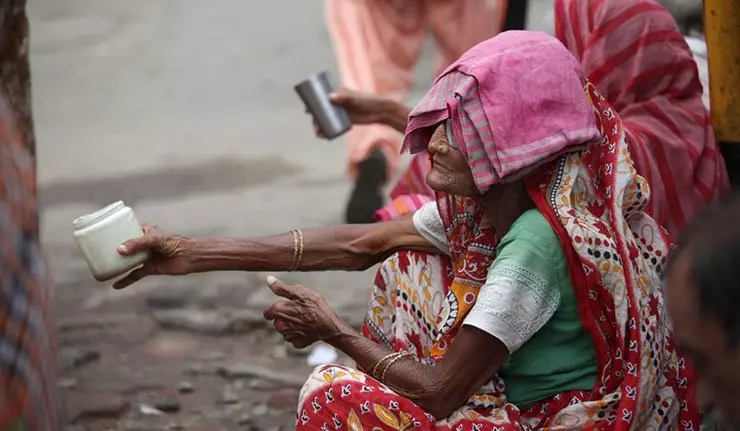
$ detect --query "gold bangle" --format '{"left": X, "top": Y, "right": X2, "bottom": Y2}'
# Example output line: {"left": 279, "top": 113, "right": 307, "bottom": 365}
{"left": 294, "top": 228, "right": 304, "bottom": 271}
{"left": 380, "top": 352, "right": 411, "bottom": 382}
{"left": 370, "top": 351, "right": 402, "bottom": 379}
{"left": 290, "top": 229, "right": 300, "bottom": 271}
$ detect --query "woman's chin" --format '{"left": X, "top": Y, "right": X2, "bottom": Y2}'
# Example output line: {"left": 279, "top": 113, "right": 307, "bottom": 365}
{"left": 425, "top": 171, "right": 449, "bottom": 193}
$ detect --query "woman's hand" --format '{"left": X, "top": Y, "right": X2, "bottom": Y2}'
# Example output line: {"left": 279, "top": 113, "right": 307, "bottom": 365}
{"left": 114, "top": 224, "right": 196, "bottom": 290}
{"left": 311, "top": 89, "right": 402, "bottom": 138}
{"left": 263, "top": 276, "right": 352, "bottom": 349}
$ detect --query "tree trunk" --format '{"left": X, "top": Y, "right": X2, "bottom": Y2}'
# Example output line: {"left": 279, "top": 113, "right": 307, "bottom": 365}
{"left": 0, "top": 0, "right": 34, "bottom": 158}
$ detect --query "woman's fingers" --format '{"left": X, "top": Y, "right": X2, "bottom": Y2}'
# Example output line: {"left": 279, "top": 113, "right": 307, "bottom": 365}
{"left": 264, "top": 304, "right": 306, "bottom": 326}
{"left": 266, "top": 276, "right": 300, "bottom": 300}
{"left": 263, "top": 299, "right": 291, "bottom": 321}
{"left": 328, "top": 92, "right": 346, "bottom": 105}
{"left": 313, "top": 121, "right": 326, "bottom": 139}
{"left": 112, "top": 266, "right": 150, "bottom": 290}
{"left": 287, "top": 336, "right": 313, "bottom": 349}
{"left": 118, "top": 234, "right": 161, "bottom": 256}
{"left": 271, "top": 317, "right": 313, "bottom": 348}
{"left": 274, "top": 318, "right": 293, "bottom": 333}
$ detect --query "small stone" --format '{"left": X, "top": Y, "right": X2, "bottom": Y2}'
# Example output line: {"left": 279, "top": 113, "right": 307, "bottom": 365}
{"left": 252, "top": 404, "right": 269, "bottom": 417}
{"left": 237, "top": 414, "right": 252, "bottom": 426}
{"left": 198, "top": 351, "right": 227, "bottom": 362}
{"left": 153, "top": 309, "right": 227, "bottom": 334}
{"left": 266, "top": 388, "right": 299, "bottom": 411}
{"left": 61, "top": 347, "right": 100, "bottom": 371}
{"left": 217, "top": 364, "right": 306, "bottom": 387}
{"left": 145, "top": 333, "right": 198, "bottom": 359}
{"left": 124, "top": 423, "right": 170, "bottom": 431}
{"left": 218, "top": 385, "right": 240, "bottom": 405}
{"left": 167, "top": 423, "right": 185, "bottom": 431}
{"left": 145, "top": 290, "right": 189, "bottom": 310}
{"left": 59, "top": 377, "right": 78, "bottom": 389}
{"left": 67, "top": 393, "right": 130, "bottom": 423}
{"left": 224, "top": 403, "right": 244, "bottom": 415}
{"left": 153, "top": 397, "right": 181, "bottom": 413}
{"left": 184, "top": 364, "right": 214, "bottom": 375}
{"left": 270, "top": 344, "right": 288, "bottom": 359}
{"left": 177, "top": 381, "right": 194, "bottom": 393}
{"left": 139, "top": 404, "right": 165, "bottom": 416}
{"left": 152, "top": 309, "right": 265, "bottom": 335}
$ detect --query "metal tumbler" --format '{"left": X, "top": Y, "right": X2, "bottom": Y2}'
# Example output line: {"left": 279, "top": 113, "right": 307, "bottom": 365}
{"left": 295, "top": 71, "right": 351, "bottom": 140}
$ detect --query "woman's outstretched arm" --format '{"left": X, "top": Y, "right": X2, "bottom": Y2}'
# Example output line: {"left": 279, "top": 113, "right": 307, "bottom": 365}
{"left": 187, "top": 216, "right": 433, "bottom": 272}
{"left": 113, "top": 215, "right": 440, "bottom": 289}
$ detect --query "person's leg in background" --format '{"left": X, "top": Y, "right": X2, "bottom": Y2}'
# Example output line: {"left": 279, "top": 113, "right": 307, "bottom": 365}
{"left": 324, "top": 0, "right": 427, "bottom": 223}
{"left": 502, "top": 0, "right": 529, "bottom": 31}
{"left": 377, "top": 0, "right": 507, "bottom": 222}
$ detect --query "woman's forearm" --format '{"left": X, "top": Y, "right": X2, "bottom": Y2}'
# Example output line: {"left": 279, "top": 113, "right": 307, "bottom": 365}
{"left": 187, "top": 225, "right": 379, "bottom": 273}
{"left": 327, "top": 327, "right": 444, "bottom": 416}
{"left": 327, "top": 325, "right": 509, "bottom": 420}
{"left": 186, "top": 216, "right": 435, "bottom": 273}
{"left": 381, "top": 100, "right": 411, "bottom": 133}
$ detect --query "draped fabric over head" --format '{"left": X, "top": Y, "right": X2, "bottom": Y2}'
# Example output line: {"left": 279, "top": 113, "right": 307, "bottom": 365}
{"left": 402, "top": 31, "right": 700, "bottom": 428}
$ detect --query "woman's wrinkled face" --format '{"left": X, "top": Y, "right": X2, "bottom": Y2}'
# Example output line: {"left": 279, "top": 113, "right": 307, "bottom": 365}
{"left": 425, "top": 122, "right": 478, "bottom": 197}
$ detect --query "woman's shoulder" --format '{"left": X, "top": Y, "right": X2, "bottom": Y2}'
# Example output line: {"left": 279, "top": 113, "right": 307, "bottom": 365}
{"left": 505, "top": 209, "right": 558, "bottom": 242}
{"left": 496, "top": 209, "right": 564, "bottom": 263}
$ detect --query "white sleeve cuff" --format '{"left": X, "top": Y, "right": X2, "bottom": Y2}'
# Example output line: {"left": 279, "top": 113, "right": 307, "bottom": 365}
{"left": 412, "top": 201, "right": 449, "bottom": 255}
{"left": 462, "top": 261, "right": 560, "bottom": 353}
{"left": 464, "top": 305, "right": 521, "bottom": 353}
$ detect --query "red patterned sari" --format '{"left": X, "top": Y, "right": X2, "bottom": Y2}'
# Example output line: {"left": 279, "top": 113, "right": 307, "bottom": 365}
{"left": 296, "top": 32, "right": 699, "bottom": 430}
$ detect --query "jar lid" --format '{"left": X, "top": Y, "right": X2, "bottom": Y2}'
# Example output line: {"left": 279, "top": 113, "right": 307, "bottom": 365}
{"left": 73, "top": 201, "right": 125, "bottom": 230}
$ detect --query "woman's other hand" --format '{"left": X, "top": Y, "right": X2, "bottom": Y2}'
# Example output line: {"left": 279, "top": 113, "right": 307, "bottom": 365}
{"left": 263, "top": 276, "right": 351, "bottom": 349}
{"left": 113, "top": 224, "right": 195, "bottom": 290}
{"left": 311, "top": 89, "right": 396, "bottom": 138}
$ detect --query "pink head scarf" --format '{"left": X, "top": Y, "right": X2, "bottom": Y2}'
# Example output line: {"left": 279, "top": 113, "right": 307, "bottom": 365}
{"left": 402, "top": 31, "right": 601, "bottom": 191}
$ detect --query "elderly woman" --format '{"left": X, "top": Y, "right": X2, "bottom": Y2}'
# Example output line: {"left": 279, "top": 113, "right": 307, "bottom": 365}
{"left": 116, "top": 32, "right": 699, "bottom": 428}
{"left": 329, "top": 0, "right": 728, "bottom": 234}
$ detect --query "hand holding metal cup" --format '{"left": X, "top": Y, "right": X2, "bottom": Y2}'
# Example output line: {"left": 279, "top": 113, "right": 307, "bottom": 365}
{"left": 295, "top": 71, "right": 351, "bottom": 140}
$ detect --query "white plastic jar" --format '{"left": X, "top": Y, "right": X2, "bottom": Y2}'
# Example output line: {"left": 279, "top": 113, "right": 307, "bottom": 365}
{"left": 73, "top": 201, "right": 150, "bottom": 281}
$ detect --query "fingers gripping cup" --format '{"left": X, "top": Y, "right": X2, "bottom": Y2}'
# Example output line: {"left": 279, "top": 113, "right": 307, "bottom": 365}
{"left": 73, "top": 201, "right": 150, "bottom": 281}
{"left": 295, "top": 71, "right": 351, "bottom": 140}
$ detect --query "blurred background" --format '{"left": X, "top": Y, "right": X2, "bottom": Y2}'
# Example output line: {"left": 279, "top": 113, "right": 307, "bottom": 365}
{"left": 30, "top": 1, "right": 551, "bottom": 429}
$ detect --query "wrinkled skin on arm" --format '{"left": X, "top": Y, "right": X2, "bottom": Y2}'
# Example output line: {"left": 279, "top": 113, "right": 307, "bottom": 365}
{"left": 114, "top": 215, "right": 440, "bottom": 289}
{"left": 264, "top": 277, "right": 509, "bottom": 420}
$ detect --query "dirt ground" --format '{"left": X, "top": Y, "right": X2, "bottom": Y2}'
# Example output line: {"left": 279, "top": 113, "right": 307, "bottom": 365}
{"left": 57, "top": 277, "right": 364, "bottom": 431}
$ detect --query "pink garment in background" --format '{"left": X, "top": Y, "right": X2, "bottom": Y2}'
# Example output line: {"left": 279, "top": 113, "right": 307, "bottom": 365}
{"left": 555, "top": 0, "right": 728, "bottom": 235}
{"left": 325, "top": 0, "right": 506, "bottom": 179}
